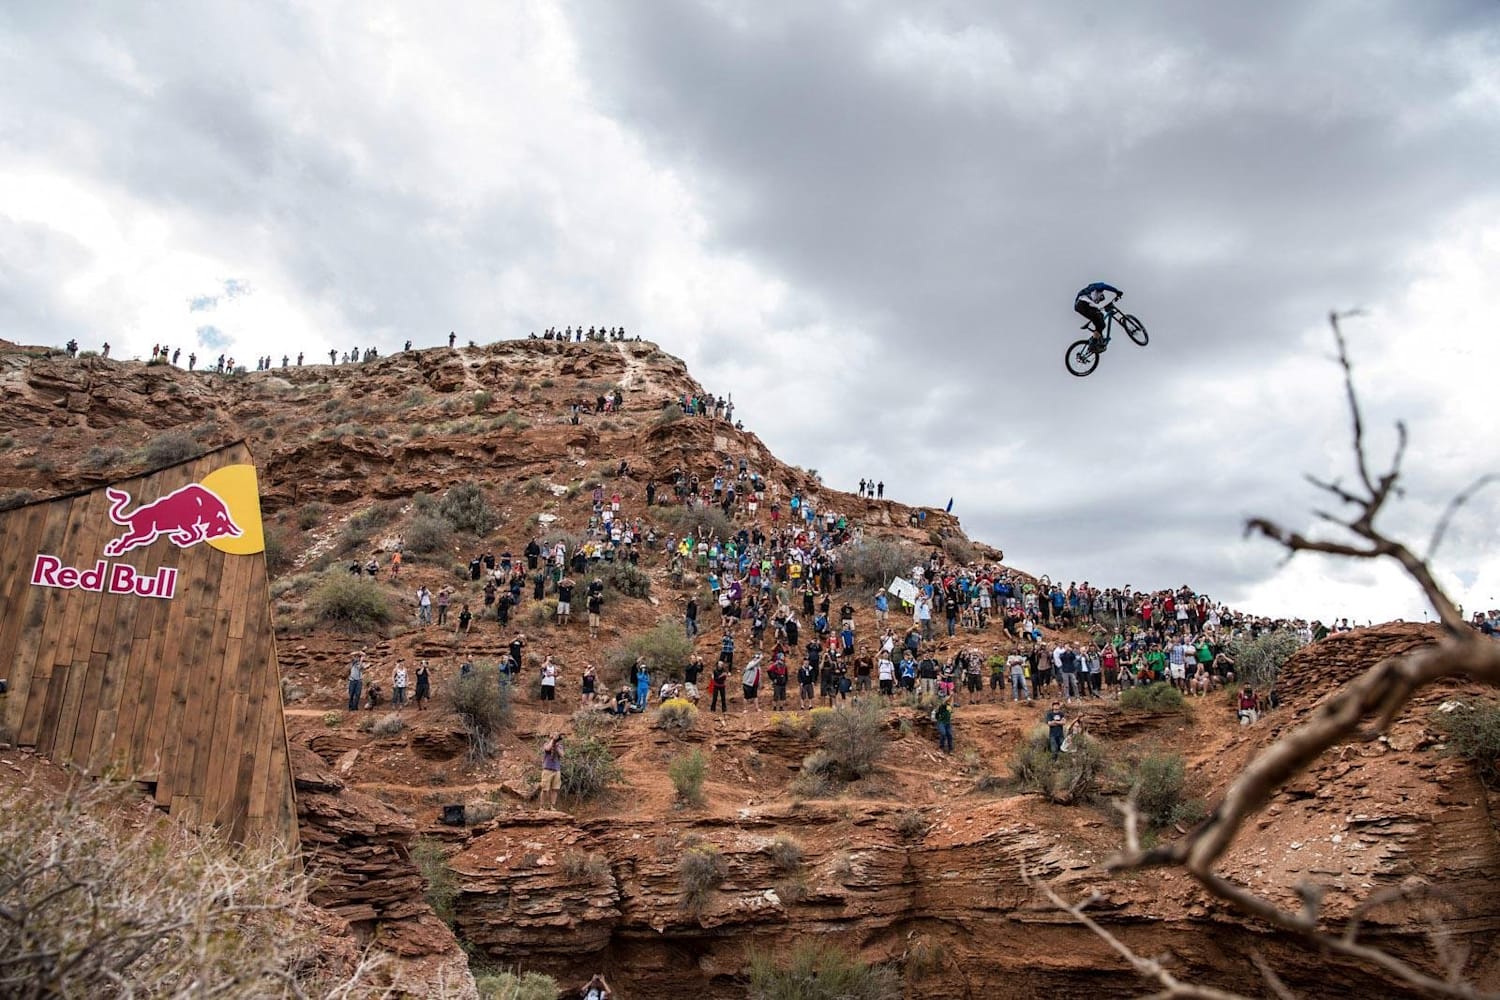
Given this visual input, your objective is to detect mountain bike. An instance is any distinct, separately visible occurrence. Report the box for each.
[1064,305,1149,377]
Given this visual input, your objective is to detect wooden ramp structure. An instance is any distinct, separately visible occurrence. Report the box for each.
[0,442,297,850]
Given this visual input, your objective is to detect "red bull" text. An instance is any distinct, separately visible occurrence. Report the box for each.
[30,556,179,600]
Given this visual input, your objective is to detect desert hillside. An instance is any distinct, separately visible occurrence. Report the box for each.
[1,338,1496,999]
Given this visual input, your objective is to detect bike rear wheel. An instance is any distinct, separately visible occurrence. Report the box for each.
[1120,313,1149,346]
[1065,339,1100,377]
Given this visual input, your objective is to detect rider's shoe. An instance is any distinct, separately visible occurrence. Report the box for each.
[1088,335,1106,353]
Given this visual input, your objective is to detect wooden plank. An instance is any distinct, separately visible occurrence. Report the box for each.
[42,490,112,762]
[0,502,53,738]
[30,664,69,755]
[77,588,139,772]
[103,584,165,772]
[187,588,235,808]
[207,548,259,824]
[152,586,209,806]
[12,503,74,746]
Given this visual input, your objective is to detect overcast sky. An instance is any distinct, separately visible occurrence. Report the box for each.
[3,1,1497,623]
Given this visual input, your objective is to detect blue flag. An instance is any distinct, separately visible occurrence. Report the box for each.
[945,497,954,513]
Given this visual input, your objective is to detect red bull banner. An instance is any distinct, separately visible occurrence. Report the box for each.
[27,464,264,601]
[0,443,297,850]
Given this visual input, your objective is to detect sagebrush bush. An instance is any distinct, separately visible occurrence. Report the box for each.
[1126,753,1205,828]
[0,777,378,997]
[404,513,454,555]
[296,501,327,530]
[1119,682,1186,712]
[660,503,734,540]
[668,749,708,806]
[607,621,692,682]
[748,942,901,1000]
[561,850,612,883]
[474,970,560,1000]
[1011,728,1107,804]
[655,402,683,426]
[412,837,457,924]
[371,713,406,736]
[439,480,498,535]
[600,561,651,598]
[142,430,199,470]
[307,573,393,632]
[450,666,512,762]
[561,725,623,801]
[767,835,804,873]
[1228,630,1302,688]
[814,701,887,781]
[1435,698,1500,787]
[679,846,725,911]
[655,697,698,732]
[263,527,293,575]
[894,809,929,840]
[841,538,924,592]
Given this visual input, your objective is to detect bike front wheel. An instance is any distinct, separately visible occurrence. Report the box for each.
[1065,339,1100,377]
[1120,313,1149,346]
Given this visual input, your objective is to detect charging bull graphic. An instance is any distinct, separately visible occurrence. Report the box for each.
[103,484,244,557]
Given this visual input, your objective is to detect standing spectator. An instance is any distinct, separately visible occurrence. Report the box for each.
[874,589,889,624]
[587,581,604,639]
[456,604,472,634]
[709,659,729,713]
[1046,702,1067,757]
[539,734,564,809]
[347,652,366,711]
[933,696,954,753]
[540,656,559,708]
[415,585,432,625]
[741,654,763,714]
[556,576,575,626]
[392,662,408,709]
[634,659,650,711]
[436,587,451,626]
[684,596,699,638]
[580,663,597,706]
[414,661,431,710]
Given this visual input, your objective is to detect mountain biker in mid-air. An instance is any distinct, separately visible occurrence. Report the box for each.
[1074,281,1123,351]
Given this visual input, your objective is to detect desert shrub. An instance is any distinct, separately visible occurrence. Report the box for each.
[561,850,611,882]
[894,809,929,840]
[439,480,498,535]
[814,701,887,781]
[655,697,699,732]
[659,503,734,540]
[678,846,725,911]
[1435,698,1500,787]
[0,490,36,512]
[1119,682,1186,712]
[790,752,840,799]
[82,445,125,469]
[296,501,327,530]
[494,411,529,431]
[841,538,924,591]
[472,390,494,413]
[1011,728,1107,805]
[1126,753,1205,829]
[142,430,199,470]
[412,837,457,924]
[655,402,683,426]
[748,942,901,1000]
[475,970,560,1000]
[668,749,708,806]
[405,513,454,555]
[766,836,804,873]
[600,560,651,599]
[939,534,977,565]
[17,454,56,473]
[561,724,623,801]
[307,573,393,631]
[371,713,406,737]
[450,666,512,762]
[0,776,379,997]
[607,621,692,681]
[262,526,292,575]
[1228,630,1303,689]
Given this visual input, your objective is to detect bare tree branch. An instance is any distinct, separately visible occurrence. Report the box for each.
[1428,474,1498,563]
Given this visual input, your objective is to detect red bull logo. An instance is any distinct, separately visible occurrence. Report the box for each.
[29,464,265,602]
[102,484,243,556]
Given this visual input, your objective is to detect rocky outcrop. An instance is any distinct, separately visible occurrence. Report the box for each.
[292,744,476,998]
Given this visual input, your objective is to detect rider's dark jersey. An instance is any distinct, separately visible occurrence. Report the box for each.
[1076,281,1122,300]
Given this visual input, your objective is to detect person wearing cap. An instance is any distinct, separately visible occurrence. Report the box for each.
[933,695,954,753]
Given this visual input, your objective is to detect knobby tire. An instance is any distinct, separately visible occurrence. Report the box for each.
[1065,339,1100,377]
